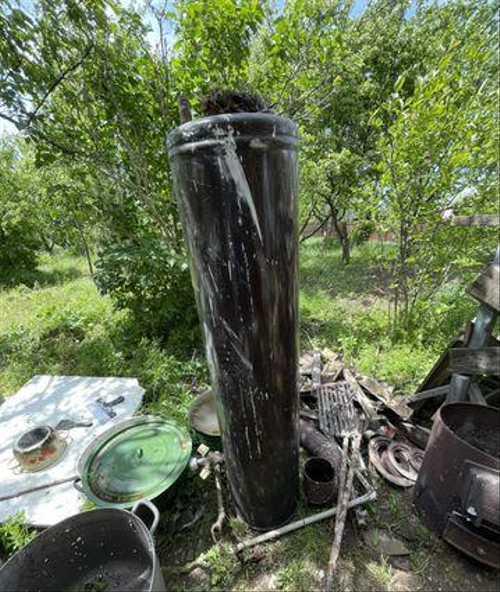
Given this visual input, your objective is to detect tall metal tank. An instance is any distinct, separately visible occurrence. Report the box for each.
[168,113,299,529]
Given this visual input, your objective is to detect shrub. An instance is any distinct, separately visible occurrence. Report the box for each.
[94,237,200,351]
[0,141,42,279]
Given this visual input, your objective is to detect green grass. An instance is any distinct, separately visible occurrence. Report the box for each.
[0,252,208,421]
[276,559,318,591]
[0,241,490,587]
[300,239,476,393]
[1,239,477,405]
[0,513,36,557]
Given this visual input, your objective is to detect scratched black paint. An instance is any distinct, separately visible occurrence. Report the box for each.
[168,114,299,529]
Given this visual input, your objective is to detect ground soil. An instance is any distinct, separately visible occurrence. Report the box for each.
[159,471,500,591]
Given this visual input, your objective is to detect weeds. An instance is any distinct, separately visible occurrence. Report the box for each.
[0,513,36,556]
[203,543,238,588]
[277,559,317,592]
[366,557,395,591]
[229,517,249,541]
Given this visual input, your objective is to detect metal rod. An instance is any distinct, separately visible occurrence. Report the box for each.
[235,482,376,553]
[0,476,78,502]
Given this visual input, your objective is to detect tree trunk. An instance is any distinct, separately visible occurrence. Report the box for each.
[332,212,350,264]
[74,219,94,275]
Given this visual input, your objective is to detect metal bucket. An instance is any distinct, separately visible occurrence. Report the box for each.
[0,500,166,591]
[303,457,337,506]
[414,403,500,568]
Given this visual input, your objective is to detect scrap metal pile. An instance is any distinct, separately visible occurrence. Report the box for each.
[297,350,426,586]
[296,243,500,576]
[299,350,426,490]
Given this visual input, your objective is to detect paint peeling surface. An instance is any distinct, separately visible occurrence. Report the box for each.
[168,114,299,530]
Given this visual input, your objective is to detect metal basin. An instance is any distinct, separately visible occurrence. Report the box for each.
[0,501,166,591]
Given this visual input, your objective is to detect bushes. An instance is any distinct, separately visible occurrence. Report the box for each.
[0,141,43,278]
[94,237,200,352]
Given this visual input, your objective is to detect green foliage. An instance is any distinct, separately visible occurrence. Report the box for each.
[203,543,238,588]
[299,238,476,392]
[0,0,107,129]
[94,237,199,347]
[0,140,43,274]
[0,513,36,556]
[374,0,497,327]
[171,0,264,107]
[1,0,495,341]
[251,0,419,262]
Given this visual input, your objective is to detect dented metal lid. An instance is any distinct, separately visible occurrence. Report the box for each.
[77,416,192,508]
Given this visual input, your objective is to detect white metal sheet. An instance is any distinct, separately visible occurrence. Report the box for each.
[0,375,144,527]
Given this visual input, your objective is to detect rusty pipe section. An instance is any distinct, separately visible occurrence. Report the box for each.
[168,114,299,530]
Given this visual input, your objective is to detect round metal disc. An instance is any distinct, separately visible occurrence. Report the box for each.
[79,416,192,508]
[189,390,221,437]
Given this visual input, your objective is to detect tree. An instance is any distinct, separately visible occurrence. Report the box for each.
[170,0,264,109]
[250,0,419,263]
[374,0,497,328]
[0,0,265,342]
[0,139,43,274]
[0,0,107,131]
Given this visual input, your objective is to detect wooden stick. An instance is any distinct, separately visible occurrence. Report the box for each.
[325,432,362,591]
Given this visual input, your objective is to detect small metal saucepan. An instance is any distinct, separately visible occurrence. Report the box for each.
[13,425,68,473]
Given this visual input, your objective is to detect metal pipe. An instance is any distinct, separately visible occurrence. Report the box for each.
[235,485,376,553]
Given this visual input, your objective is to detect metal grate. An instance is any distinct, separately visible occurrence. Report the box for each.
[318,381,359,438]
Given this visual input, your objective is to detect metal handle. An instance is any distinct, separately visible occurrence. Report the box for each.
[73,477,84,493]
[102,396,125,407]
[131,499,160,536]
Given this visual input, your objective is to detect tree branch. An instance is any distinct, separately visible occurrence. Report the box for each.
[300,214,331,243]
[0,112,20,127]
[24,43,94,128]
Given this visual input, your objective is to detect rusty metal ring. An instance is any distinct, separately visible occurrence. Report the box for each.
[368,437,415,488]
[409,449,425,472]
[386,442,418,482]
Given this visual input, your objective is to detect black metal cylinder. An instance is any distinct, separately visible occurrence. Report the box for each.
[168,113,299,529]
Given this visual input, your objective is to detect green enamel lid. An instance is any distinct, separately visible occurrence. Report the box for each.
[78,416,192,508]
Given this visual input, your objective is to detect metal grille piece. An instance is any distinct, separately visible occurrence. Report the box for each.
[318,381,359,438]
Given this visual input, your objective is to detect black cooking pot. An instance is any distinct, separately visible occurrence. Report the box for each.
[0,501,166,591]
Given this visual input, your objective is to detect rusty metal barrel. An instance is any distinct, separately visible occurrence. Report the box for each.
[168,113,299,529]
[414,403,500,568]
